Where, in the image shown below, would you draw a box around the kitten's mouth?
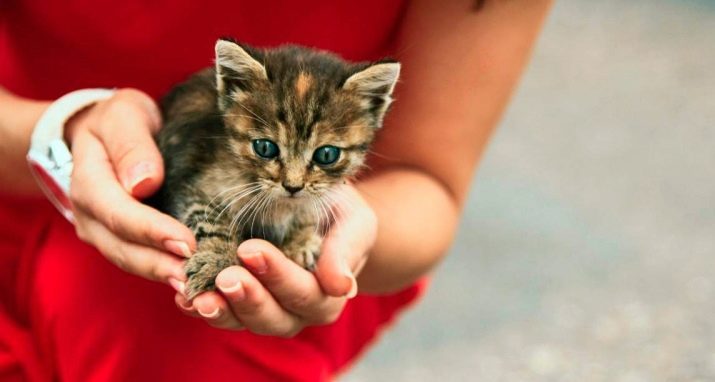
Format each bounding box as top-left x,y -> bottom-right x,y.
282,192 -> 306,200
274,189 -> 306,201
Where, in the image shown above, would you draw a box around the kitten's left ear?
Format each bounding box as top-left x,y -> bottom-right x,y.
343,62 -> 401,127
215,39 -> 267,109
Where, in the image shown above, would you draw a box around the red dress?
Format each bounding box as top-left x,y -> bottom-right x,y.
0,1 -> 424,381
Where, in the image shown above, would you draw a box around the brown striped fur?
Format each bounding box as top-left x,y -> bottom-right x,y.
153,39 -> 400,298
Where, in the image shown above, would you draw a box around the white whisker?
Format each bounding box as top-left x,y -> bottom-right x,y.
229,190 -> 265,236
212,185 -> 263,224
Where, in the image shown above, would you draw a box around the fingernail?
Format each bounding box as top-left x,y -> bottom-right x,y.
198,306 -> 221,319
345,275 -> 358,299
338,252 -> 353,279
179,299 -> 193,310
168,277 -> 185,295
164,240 -> 192,258
124,162 -> 153,193
239,251 -> 267,275
338,254 -> 358,299
217,274 -> 244,297
220,282 -> 245,301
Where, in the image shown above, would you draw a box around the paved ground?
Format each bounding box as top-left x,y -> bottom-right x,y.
344,1 -> 715,380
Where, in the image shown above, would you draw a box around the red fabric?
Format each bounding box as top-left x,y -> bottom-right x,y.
0,1 -> 425,381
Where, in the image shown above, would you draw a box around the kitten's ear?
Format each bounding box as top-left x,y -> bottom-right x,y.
343,62 -> 400,127
215,39 -> 267,108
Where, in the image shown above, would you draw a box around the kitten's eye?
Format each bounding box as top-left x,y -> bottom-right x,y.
252,139 -> 279,159
312,145 -> 341,166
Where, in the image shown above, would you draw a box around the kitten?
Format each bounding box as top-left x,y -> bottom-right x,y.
153,39 -> 400,299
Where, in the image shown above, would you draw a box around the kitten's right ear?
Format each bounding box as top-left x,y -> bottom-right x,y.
215,39 -> 267,108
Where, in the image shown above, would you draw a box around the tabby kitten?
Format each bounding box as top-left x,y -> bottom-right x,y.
154,39 -> 400,299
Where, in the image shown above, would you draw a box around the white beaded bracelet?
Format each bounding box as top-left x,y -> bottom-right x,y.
27,88 -> 116,222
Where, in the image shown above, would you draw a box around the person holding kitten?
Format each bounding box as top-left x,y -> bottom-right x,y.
0,1 -> 551,381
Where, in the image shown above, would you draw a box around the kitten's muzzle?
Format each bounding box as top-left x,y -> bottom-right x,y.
282,183 -> 304,196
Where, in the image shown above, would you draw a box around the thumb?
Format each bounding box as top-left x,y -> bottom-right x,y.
315,186 -> 375,298
96,90 -> 164,199
315,237 -> 357,298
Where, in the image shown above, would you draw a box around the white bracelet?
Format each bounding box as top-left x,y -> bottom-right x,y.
27,88 -> 116,222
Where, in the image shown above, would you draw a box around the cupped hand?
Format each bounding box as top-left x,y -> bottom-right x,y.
67,88 -> 196,284
175,185 -> 377,336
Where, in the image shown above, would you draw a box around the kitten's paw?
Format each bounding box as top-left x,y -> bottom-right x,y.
184,251 -> 236,300
284,236 -> 322,272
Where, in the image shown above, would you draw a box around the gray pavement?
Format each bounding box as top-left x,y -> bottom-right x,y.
344,1 -> 715,380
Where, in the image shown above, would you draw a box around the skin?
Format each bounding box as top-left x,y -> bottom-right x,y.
0,0 -> 552,336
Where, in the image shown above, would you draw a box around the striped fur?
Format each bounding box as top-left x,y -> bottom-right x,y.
152,39 -> 400,298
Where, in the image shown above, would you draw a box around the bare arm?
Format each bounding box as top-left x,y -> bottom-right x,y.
0,85 -> 196,283
0,88 -> 50,194
357,0 -> 554,293
184,0 -> 555,334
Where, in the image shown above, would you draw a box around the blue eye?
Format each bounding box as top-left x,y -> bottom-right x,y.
252,139 -> 279,159
312,145 -> 341,166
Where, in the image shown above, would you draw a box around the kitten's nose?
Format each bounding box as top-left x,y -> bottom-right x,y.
282,183 -> 304,195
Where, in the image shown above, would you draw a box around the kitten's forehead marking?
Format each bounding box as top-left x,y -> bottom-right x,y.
295,72 -> 313,100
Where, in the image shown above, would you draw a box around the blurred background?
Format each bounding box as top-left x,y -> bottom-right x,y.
346,0 -> 715,380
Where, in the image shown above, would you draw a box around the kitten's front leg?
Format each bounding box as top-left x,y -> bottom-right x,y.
282,220 -> 323,272
180,200 -> 239,299
184,235 -> 238,299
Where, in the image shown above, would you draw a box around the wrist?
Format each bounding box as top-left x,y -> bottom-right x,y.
27,88 -> 115,221
0,91 -> 52,194
353,168 -> 458,294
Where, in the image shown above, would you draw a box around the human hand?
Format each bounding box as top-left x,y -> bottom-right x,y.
174,185 -> 377,336
66,88 -> 196,284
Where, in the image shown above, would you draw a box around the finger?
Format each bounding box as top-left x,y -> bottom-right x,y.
71,131 -> 196,256
192,291 -> 244,330
93,89 -> 164,198
73,209 -> 185,283
314,185 -> 375,297
174,293 -> 201,318
215,265 -> 303,337
234,240 -> 344,323
315,240 -> 355,298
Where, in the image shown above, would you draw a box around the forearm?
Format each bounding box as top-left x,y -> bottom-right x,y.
355,168 -> 459,294
0,87 -> 50,194
352,0 -> 553,294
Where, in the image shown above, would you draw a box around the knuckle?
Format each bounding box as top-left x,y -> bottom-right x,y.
311,304 -> 343,326
74,223 -> 91,243
112,141 -> 140,167
209,316 -> 241,330
114,88 -> 159,125
324,312 -> 341,325
321,308 -> 343,325
68,182 -> 84,208
238,298 -> 263,314
115,88 -> 147,101
145,259 -> 162,282
276,326 -> 301,339
245,317 -> 299,338
103,207 -> 125,234
69,193 -> 92,219
259,268 -> 283,284
229,323 -> 245,331
104,97 -> 153,128
285,289 -> 313,310
104,95 -> 136,117
69,163 -> 86,191
111,247 -> 131,273
136,220 -> 157,244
